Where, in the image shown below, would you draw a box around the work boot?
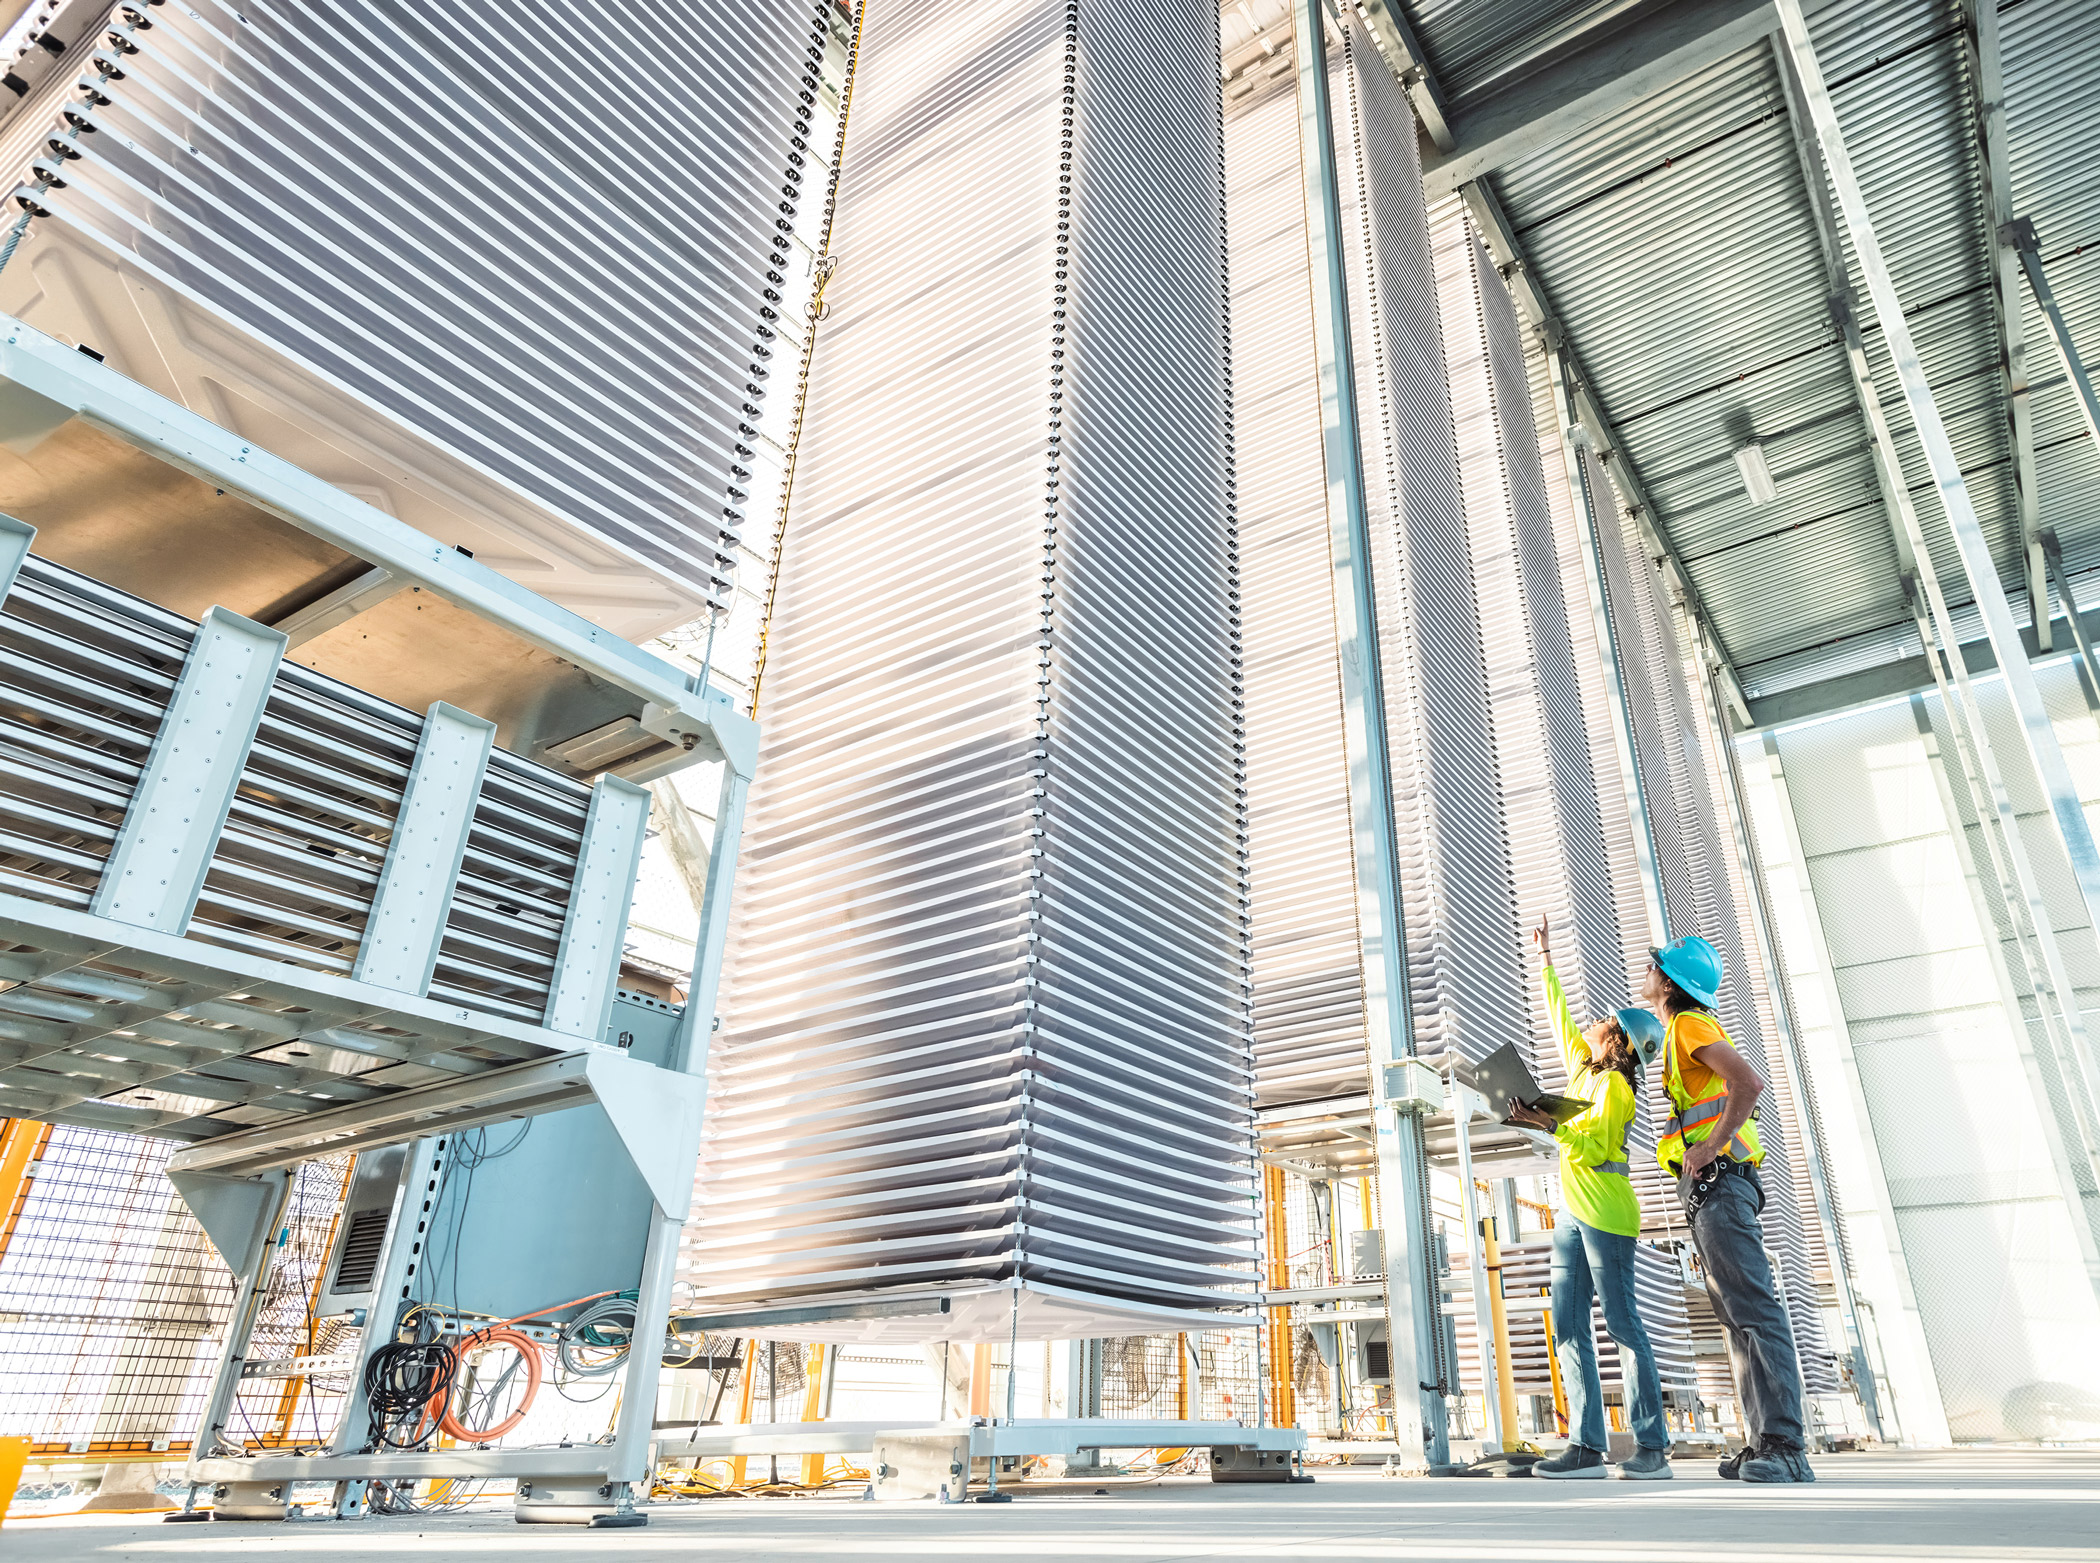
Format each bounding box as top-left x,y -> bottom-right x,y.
1740,1437 -> 1817,1484
1615,1446 -> 1672,1480
1718,1444 -> 1751,1480
1532,1444 -> 1607,1480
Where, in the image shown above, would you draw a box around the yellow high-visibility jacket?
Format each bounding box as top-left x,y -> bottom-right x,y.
1543,965 -> 1641,1237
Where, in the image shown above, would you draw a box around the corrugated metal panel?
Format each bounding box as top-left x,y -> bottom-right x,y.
681,0 -> 1253,1336
2006,0 -> 2100,588
1404,0 -> 2100,706
1401,0 -> 1637,111
0,0 -> 828,607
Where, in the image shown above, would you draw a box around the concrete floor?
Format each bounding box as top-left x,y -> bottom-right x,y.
6,1452 -> 2097,1562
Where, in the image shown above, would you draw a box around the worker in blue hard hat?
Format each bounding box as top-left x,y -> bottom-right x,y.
1644,934 -> 1815,1484
1510,916 -> 1672,1481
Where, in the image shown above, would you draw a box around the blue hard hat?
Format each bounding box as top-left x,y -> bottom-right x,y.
1614,1007 -> 1666,1077
1652,936 -> 1723,1007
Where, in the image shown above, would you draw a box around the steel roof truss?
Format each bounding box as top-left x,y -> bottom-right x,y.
1963,1 -> 2047,648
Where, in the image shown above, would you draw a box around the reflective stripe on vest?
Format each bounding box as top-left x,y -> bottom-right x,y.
1664,1094 -> 1728,1138
1594,1160 -> 1629,1177
1658,1012 -> 1763,1171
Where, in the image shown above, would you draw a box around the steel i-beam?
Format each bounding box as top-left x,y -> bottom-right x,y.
1965,1 -> 2048,646
1292,0 -> 1446,1468
2009,218 -> 2100,460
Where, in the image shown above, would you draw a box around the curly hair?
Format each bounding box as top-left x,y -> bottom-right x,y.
1582,1018 -> 1639,1088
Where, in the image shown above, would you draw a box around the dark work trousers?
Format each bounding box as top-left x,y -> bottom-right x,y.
1680,1160 -> 1805,1448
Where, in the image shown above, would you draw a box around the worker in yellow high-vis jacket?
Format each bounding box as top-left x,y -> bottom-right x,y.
1645,933 -> 1815,1484
1509,916 -> 1671,1481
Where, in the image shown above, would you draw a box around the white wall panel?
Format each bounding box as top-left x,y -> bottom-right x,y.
1767,692 -> 2100,1440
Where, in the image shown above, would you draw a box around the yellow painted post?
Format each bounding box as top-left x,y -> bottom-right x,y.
1357,1178 -> 1386,1434
969,1345 -> 991,1418
729,1338 -> 760,1487
798,1344 -> 829,1487
1261,1163 -> 1296,1429
0,1435 -> 29,1530
0,1120 -> 52,1270
1176,1332 -> 1190,1421
1481,1217 -> 1520,1450
1540,1304 -> 1568,1438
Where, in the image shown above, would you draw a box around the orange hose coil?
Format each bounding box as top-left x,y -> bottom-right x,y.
430,1327 -> 544,1442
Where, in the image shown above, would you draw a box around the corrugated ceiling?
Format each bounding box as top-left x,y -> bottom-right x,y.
1394,0 -> 2100,709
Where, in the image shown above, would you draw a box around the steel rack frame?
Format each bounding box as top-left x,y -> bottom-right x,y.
0,311 -> 756,1525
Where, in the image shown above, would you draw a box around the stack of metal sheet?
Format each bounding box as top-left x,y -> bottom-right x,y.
678,0 -> 1254,1343
1227,21 -> 1365,1118
1582,454 -> 1836,1390
1229,3 -> 1530,1158
0,0 -> 831,614
1433,202 -> 1627,1095
1329,14 -> 1529,1072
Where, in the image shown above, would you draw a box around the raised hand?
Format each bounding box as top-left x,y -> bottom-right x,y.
1532,914 -> 1551,965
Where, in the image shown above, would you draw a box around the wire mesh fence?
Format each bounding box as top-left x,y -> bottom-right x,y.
0,1122 -> 232,1454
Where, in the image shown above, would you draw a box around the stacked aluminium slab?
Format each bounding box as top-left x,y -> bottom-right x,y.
1579,443 -> 1838,1390
679,0 -> 1253,1343
1432,205 -> 1628,1092
1230,0 -> 1529,1143
0,0 -> 829,628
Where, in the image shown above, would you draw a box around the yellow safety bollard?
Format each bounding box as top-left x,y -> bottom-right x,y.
1481,1217 -> 1521,1450
0,1435 -> 30,1530
1540,1303 -> 1569,1438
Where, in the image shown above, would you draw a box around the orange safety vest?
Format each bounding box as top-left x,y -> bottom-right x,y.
1656,1011 -> 1763,1173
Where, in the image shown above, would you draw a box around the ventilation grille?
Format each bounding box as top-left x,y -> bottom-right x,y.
330,1207 -> 392,1296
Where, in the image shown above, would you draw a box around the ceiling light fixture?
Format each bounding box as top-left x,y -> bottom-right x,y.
1735,441 -> 1777,506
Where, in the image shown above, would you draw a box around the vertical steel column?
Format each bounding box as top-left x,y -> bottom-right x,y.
352,703 -> 495,995
670,770 -> 751,1075
91,607 -> 286,934
1691,657 -> 1881,1439
1291,0 -> 1443,1466
183,1169 -> 293,1463
612,766 -> 754,1489
1449,1087 -> 1500,1450
544,774 -> 653,1040
1551,349 -> 1669,945
1778,0 -> 2100,1049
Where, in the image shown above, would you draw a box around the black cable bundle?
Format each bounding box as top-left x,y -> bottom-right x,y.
364,1339 -> 456,1450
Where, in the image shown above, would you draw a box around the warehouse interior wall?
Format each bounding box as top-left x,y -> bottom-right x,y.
1746,661 -> 2100,1444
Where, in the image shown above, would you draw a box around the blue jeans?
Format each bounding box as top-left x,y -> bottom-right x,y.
1551,1217 -> 1670,1452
